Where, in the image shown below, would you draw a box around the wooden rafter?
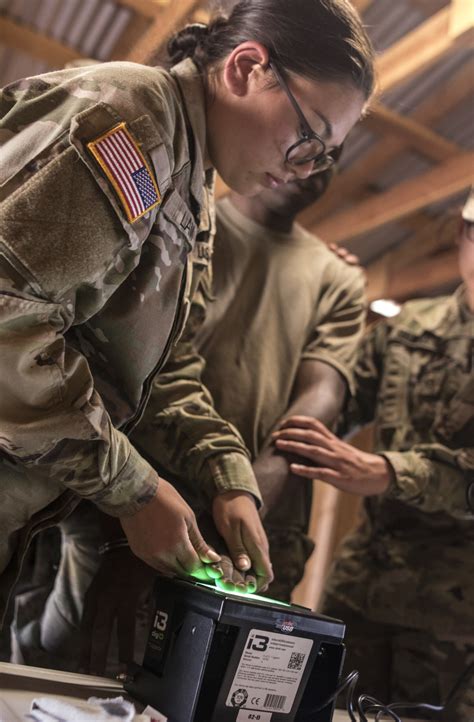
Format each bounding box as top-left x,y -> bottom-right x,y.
117,0 -> 171,18
110,14 -> 151,61
366,248 -> 460,302
366,103 -> 463,162
125,0 -> 202,64
312,151 -> 474,244
450,0 -> 474,38
378,5 -> 474,93
0,17 -> 85,66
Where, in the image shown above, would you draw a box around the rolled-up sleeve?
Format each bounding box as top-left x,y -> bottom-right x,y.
382,444 -> 474,520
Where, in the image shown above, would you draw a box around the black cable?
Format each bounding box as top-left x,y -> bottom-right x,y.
310,659 -> 474,721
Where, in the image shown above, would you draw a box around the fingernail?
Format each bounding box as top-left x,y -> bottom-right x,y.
206,548 -> 221,562
237,555 -> 251,570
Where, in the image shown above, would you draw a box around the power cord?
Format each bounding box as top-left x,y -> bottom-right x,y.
311,661 -> 474,721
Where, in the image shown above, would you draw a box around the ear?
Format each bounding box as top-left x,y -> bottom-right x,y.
222,42 -> 270,98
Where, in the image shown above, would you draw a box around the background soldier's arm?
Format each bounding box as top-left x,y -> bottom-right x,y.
381,443 -> 474,519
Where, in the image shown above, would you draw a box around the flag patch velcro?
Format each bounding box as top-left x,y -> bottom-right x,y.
87,122 -> 161,223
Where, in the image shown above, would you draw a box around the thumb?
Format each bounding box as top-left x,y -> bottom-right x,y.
220,524 -> 251,572
187,518 -> 221,564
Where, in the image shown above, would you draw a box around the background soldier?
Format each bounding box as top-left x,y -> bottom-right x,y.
273,189 -> 474,720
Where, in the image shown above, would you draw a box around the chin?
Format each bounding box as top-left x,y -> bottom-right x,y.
226,172 -> 262,197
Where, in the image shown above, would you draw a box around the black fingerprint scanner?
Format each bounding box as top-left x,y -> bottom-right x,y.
125,577 -> 345,722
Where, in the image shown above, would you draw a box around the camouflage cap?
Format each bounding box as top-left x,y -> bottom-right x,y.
462,185 -> 474,223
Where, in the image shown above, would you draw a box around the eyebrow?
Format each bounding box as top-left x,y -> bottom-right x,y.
311,109 -> 332,140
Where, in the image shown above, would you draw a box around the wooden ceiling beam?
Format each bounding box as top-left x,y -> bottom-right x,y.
0,17 -> 85,66
365,102 -> 462,162
366,248 -> 460,302
378,5 -> 473,93
450,0 -> 474,38
117,0 -> 170,19
312,151 -> 474,244
300,60 -> 473,229
110,14 -> 151,61
125,0 -> 202,64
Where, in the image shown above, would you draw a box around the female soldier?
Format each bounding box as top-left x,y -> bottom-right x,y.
0,0 -> 375,625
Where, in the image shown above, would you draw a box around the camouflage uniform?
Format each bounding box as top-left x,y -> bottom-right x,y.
0,59 -> 261,626
134,195 -> 367,601
321,288 -> 474,720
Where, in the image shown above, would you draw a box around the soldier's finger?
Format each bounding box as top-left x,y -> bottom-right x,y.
273,427 -> 333,450
245,572 -> 257,594
277,439 -> 337,468
278,416 -> 334,440
291,464 -> 343,487
241,536 -> 273,593
187,520 -> 222,565
221,523 -> 251,572
290,463 -> 324,479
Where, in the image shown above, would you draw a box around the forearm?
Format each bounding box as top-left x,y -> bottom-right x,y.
254,362 -> 347,516
131,339 -> 262,508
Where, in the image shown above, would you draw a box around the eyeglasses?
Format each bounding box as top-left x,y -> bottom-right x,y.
269,60 -> 336,173
462,219 -> 474,242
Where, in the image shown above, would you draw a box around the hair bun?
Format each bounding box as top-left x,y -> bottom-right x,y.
167,23 -> 210,65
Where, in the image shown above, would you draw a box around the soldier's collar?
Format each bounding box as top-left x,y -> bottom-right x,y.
171,59 -> 209,208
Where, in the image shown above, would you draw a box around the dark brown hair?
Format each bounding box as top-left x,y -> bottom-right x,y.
167,0 -> 375,99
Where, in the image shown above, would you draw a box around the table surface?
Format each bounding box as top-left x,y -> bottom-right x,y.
0,662 -> 424,722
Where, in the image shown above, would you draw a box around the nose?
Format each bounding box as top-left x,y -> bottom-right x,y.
291,159 -> 315,180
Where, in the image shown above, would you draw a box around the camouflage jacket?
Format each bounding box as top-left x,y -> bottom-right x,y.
0,58 -> 259,531
325,287 -> 474,636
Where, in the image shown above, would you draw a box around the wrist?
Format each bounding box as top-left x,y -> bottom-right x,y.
371,454 -> 394,492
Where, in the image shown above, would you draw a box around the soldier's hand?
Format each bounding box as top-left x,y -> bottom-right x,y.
120,479 -> 222,581
212,491 -> 273,593
79,547 -> 154,675
328,242 -> 360,266
197,512 -> 257,593
273,416 -> 393,496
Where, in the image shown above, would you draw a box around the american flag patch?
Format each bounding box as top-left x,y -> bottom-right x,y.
87,122 -> 161,223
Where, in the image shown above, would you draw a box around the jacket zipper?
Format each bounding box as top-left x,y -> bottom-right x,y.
120,262 -> 188,436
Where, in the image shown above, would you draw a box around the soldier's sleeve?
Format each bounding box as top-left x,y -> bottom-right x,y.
131,271 -> 262,508
0,72 -> 162,517
0,256 -> 159,517
335,316 -> 389,434
301,264 -> 366,395
381,444 -> 474,519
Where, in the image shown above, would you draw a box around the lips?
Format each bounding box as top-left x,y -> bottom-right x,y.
265,172 -> 287,189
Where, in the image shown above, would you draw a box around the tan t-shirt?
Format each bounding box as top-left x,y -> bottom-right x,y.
196,196 -> 367,457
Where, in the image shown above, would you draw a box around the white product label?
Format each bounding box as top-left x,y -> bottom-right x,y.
226,629 -> 313,714
237,711 -> 272,722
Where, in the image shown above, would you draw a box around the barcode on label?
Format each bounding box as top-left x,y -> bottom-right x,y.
288,651 -> 306,670
264,694 -> 286,710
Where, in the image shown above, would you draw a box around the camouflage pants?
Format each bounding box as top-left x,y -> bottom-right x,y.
322,595 -> 474,722
10,501 -> 103,670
